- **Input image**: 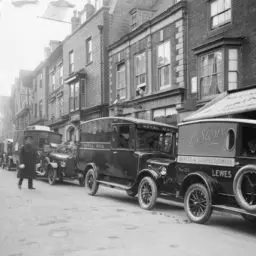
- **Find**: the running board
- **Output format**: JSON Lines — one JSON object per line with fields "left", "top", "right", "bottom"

{"left": 212, "top": 204, "right": 256, "bottom": 217}
{"left": 97, "top": 180, "right": 131, "bottom": 190}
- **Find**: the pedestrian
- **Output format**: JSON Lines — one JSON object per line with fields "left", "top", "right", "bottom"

{"left": 18, "top": 136, "right": 37, "bottom": 190}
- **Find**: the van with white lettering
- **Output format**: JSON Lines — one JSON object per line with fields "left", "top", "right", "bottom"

{"left": 176, "top": 118, "right": 256, "bottom": 224}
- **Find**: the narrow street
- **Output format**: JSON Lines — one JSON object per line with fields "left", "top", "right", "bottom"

{"left": 0, "top": 168, "right": 255, "bottom": 256}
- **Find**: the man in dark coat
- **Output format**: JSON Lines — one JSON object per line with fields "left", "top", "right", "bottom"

{"left": 18, "top": 136, "right": 37, "bottom": 189}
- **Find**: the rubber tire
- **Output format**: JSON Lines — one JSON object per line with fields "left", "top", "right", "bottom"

{"left": 48, "top": 166, "right": 57, "bottom": 185}
{"left": 233, "top": 165, "right": 256, "bottom": 213}
{"left": 138, "top": 176, "right": 158, "bottom": 210}
{"left": 184, "top": 183, "right": 212, "bottom": 224}
{"left": 85, "top": 169, "right": 99, "bottom": 195}
{"left": 126, "top": 190, "right": 137, "bottom": 197}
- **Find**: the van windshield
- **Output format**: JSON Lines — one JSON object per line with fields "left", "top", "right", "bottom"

{"left": 136, "top": 129, "right": 175, "bottom": 154}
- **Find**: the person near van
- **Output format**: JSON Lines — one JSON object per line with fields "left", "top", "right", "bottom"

{"left": 18, "top": 136, "right": 37, "bottom": 190}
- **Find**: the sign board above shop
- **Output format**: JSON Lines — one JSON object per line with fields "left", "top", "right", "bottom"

{"left": 184, "top": 87, "right": 256, "bottom": 122}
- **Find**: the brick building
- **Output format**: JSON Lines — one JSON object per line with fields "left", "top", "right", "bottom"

{"left": 0, "top": 96, "right": 13, "bottom": 140}
{"left": 108, "top": 0, "right": 185, "bottom": 125}
{"left": 62, "top": 1, "right": 111, "bottom": 141}
{"left": 181, "top": 0, "right": 256, "bottom": 121}
{"left": 44, "top": 42, "right": 67, "bottom": 137}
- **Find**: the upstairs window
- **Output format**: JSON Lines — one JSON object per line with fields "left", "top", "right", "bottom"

{"left": 59, "top": 64, "right": 63, "bottom": 86}
{"left": 131, "top": 12, "right": 137, "bottom": 31}
{"left": 86, "top": 37, "right": 92, "bottom": 64}
{"left": 39, "top": 100, "right": 43, "bottom": 119}
{"left": 69, "top": 50, "right": 74, "bottom": 74}
{"left": 39, "top": 73, "right": 43, "bottom": 88}
{"left": 135, "top": 52, "right": 146, "bottom": 96}
{"left": 116, "top": 63, "right": 126, "bottom": 100}
{"left": 158, "top": 41, "right": 171, "bottom": 90}
{"left": 211, "top": 0, "right": 231, "bottom": 29}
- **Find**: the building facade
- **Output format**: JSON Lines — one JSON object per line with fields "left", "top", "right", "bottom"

{"left": 180, "top": 0, "right": 256, "bottom": 120}
{"left": 63, "top": 1, "right": 111, "bottom": 142}
{"left": 109, "top": 0, "right": 185, "bottom": 126}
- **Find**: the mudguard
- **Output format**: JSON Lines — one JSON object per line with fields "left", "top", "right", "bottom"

{"left": 135, "top": 168, "right": 161, "bottom": 185}
{"left": 179, "top": 171, "right": 219, "bottom": 199}
{"left": 84, "top": 163, "right": 99, "bottom": 178}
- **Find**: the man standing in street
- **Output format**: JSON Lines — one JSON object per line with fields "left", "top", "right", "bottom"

{"left": 18, "top": 136, "right": 37, "bottom": 190}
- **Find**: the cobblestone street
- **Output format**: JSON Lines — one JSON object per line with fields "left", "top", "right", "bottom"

{"left": 0, "top": 168, "right": 256, "bottom": 256}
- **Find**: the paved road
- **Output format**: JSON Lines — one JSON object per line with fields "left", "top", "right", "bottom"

{"left": 0, "top": 168, "right": 256, "bottom": 256}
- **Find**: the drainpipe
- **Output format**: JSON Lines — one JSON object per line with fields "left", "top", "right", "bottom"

{"left": 98, "top": 25, "right": 104, "bottom": 115}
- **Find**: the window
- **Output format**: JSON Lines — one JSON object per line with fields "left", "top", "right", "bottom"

{"left": 158, "top": 41, "right": 171, "bottom": 90}
{"left": 34, "top": 103, "right": 37, "bottom": 118}
{"left": 153, "top": 108, "right": 178, "bottom": 126}
{"left": 94, "top": 0, "right": 102, "bottom": 10}
{"left": 116, "top": 63, "right": 126, "bottom": 100}
{"left": 52, "top": 73, "right": 55, "bottom": 91}
{"left": 131, "top": 12, "right": 137, "bottom": 31}
{"left": 60, "top": 65, "right": 63, "bottom": 85}
{"left": 81, "top": 79, "right": 86, "bottom": 109}
{"left": 228, "top": 49, "right": 238, "bottom": 90}
{"left": 59, "top": 96, "right": 64, "bottom": 117}
{"left": 81, "top": 11, "right": 86, "bottom": 24}
{"left": 211, "top": 0, "right": 231, "bottom": 29}
{"left": 112, "top": 125, "right": 132, "bottom": 149}
{"left": 135, "top": 52, "right": 146, "bottom": 96}
{"left": 39, "top": 73, "right": 43, "bottom": 88}
{"left": 198, "top": 48, "right": 238, "bottom": 99}
{"left": 39, "top": 100, "right": 43, "bottom": 119}
{"left": 199, "top": 49, "right": 224, "bottom": 100}
{"left": 69, "top": 50, "right": 74, "bottom": 73}
{"left": 86, "top": 38, "right": 92, "bottom": 64}
{"left": 69, "top": 81, "right": 80, "bottom": 112}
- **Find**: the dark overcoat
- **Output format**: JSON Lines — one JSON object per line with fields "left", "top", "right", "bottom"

{"left": 18, "top": 145, "right": 37, "bottom": 179}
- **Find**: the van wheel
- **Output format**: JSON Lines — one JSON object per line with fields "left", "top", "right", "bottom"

{"left": 233, "top": 165, "right": 256, "bottom": 212}
{"left": 241, "top": 214, "right": 256, "bottom": 224}
{"left": 85, "top": 169, "right": 99, "bottom": 195}
{"left": 184, "top": 183, "right": 212, "bottom": 224}
{"left": 138, "top": 177, "right": 158, "bottom": 210}
{"left": 48, "top": 166, "right": 57, "bottom": 185}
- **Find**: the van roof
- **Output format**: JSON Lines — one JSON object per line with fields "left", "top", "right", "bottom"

{"left": 81, "top": 117, "right": 177, "bottom": 129}
{"left": 179, "top": 118, "right": 256, "bottom": 127}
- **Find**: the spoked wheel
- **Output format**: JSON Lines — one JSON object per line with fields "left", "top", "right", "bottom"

{"left": 85, "top": 169, "right": 99, "bottom": 195}
{"left": 184, "top": 183, "right": 212, "bottom": 224}
{"left": 48, "top": 166, "right": 57, "bottom": 185}
{"left": 233, "top": 166, "right": 256, "bottom": 212}
{"left": 138, "top": 177, "right": 158, "bottom": 210}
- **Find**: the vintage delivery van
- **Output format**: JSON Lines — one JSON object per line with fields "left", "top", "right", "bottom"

{"left": 176, "top": 118, "right": 256, "bottom": 224}
{"left": 80, "top": 117, "right": 177, "bottom": 210}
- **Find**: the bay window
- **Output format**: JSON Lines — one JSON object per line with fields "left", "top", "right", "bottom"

{"left": 116, "top": 63, "right": 126, "bottom": 100}
{"left": 158, "top": 41, "right": 171, "bottom": 90}
{"left": 198, "top": 47, "right": 238, "bottom": 100}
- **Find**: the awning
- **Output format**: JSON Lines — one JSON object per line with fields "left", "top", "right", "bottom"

{"left": 184, "top": 87, "right": 256, "bottom": 122}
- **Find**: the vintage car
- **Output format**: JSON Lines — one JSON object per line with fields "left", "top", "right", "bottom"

{"left": 176, "top": 118, "right": 256, "bottom": 224}
{"left": 12, "top": 125, "right": 62, "bottom": 169}
{"left": 81, "top": 117, "right": 177, "bottom": 210}
{"left": 37, "top": 142, "right": 85, "bottom": 186}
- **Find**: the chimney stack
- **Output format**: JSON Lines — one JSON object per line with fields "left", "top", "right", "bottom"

{"left": 44, "top": 46, "right": 51, "bottom": 59}
{"left": 71, "top": 10, "right": 80, "bottom": 32}
{"left": 84, "top": 1, "right": 95, "bottom": 19}
{"left": 50, "top": 40, "right": 61, "bottom": 52}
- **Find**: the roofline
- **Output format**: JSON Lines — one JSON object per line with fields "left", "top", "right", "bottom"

{"left": 108, "top": 1, "right": 186, "bottom": 51}
{"left": 179, "top": 118, "right": 256, "bottom": 127}
{"left": 80, "top": 116, "right": 177, "bottom": 129}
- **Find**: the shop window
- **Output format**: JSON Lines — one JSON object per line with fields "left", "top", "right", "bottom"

{"left": 157, "top": 41, "right": 171, "bottom": 90}
{"left": 153, "top": 107, "right": 177, "bottom": 126}
{"left": 210, "top": 0, "right": 231, "bottom": 29}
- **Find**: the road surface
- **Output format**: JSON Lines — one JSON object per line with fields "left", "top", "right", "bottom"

{"left": 0, "top": 168, "right": 255, "bottom": 256}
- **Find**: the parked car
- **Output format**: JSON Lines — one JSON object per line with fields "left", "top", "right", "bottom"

{"left": 37, "top": 142, "right": 85, "bottom": 186}
{"left": 176, "top": 118, "right": 256, "bottom": 224}
{"left": 12, "top": 125, "right": 62, "bottom": 169}
{"left": 81, "top": 117, "right": 177, "bottom": 210}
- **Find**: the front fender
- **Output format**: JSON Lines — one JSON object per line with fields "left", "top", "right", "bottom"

{"left": 135, "top": 168, "right": 161, "bottom": 185}
{"left": 180, "top": 171, "right": 220, "bottom": 199}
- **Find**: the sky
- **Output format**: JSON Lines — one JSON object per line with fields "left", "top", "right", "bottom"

{"left": 0, "top": 0, "right": 85, "bottom": 96}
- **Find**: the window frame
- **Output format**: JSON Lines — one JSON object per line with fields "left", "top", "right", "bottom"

{"left": 135, "top": 51, "right": 146, "bottom": 93}
{"left": 116, "top": 62, "right": 127, "bottom": 100}
{"left": 157, "top": 41, "right": 171, "bottom": 90}
{"left": 69, "top": 50, "right": 74, "bottom": 74}
{"left": 86, "top": 37, "right": 93, "bottom": 64}
{"left": 210, "top": 0, "right": 232, "bottom": 30}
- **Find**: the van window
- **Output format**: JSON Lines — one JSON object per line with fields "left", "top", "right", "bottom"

{"left": 112, "top": 125, "right": 133, "bottom": 149}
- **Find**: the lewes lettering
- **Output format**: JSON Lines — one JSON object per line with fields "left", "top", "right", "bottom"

{"left": 212, "top": 169, "right": 232, "bottom": 179}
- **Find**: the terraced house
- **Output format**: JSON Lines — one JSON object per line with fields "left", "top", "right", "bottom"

{"left": 109, "top": 0, "right": 185, "bottom": 126}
